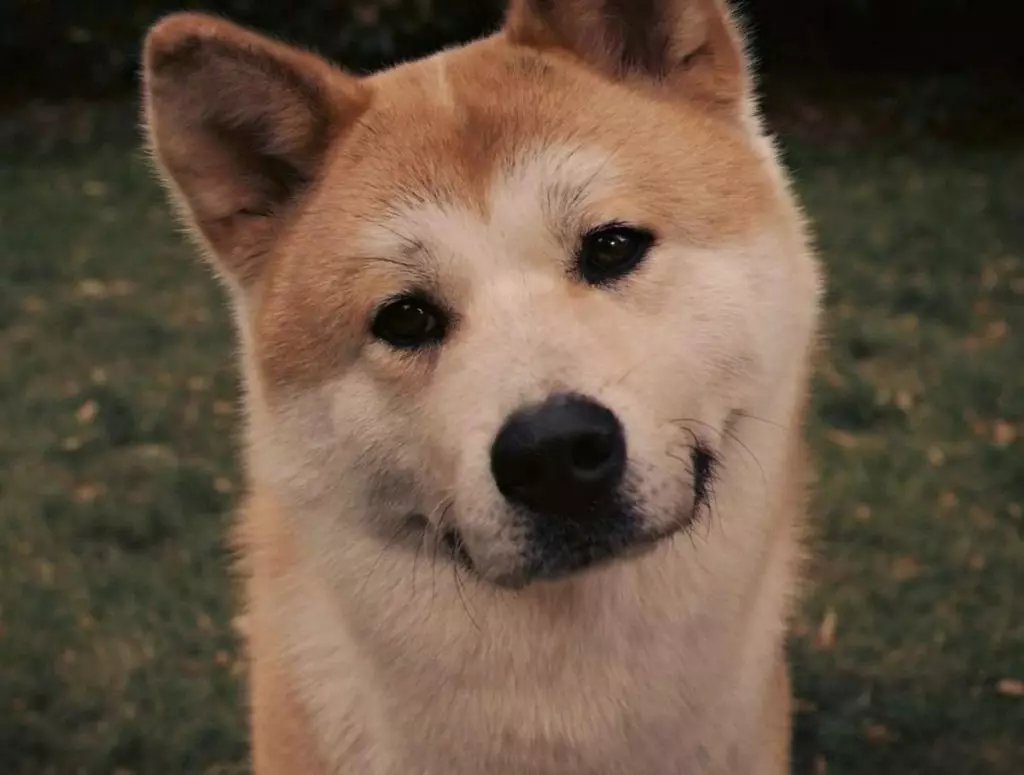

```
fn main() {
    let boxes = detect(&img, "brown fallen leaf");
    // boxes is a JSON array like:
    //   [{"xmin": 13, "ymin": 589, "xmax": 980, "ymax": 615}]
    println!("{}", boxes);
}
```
[
  {"xmin": 892, "ymin": 556, "xmax": 920, "ymax": 581},
  {"xmin": 20, "ymin": 296, "xmax": 46, "ymax": 313},
  {"xmin": 996, "ymin": 678, "xmax": 1024, "ymax": 697},
  {"xmin": 993, "ymin": 420, "xmax": 1017, "ymax": 447},
  {"xmin": 75, "ymin": 400, "xmax": 98, "ymax": 423},
  {"xmin": 82, "ymin": 180, "xmax": 107, "ymax": 197},
  {"xmin": 864, "ymin": 724, "xmax": 896, "ymax": 743},
  {"xmin": 895, "ymin": 390, "xmax": 915, "ymax": 411},
  {"xmin": 75, "ymin": 279, "xmax": 107, "ymax": 298},
  {"xmin": 72, "ymin": 483, "xmax": 104, "ymax": 503},
  {"xmin": 816, "ymin": 608, "xmax": 837, "ymax": 649},
  {"xmin": 980, "ymin": 266, "xmax": 1000, "ymax": 291},
  {"xmin": 825, "ymin": 429, "xmax": 860, "ymax": 449},
  {"xmin": 985, "ymin": 320, "xmax": 1008, "ymax": 341}
]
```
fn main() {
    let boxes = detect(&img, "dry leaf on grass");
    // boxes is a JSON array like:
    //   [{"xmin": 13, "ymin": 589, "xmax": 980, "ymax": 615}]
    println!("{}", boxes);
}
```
[
  {"xmin": 864, "ymin": 724, "xmax": 896, "ymax": 742},
  {"xmin": 892, "ymin": 556, "xmax": 920, "ymax": 581},
  {"xmin": 816, "ymin": 608, "xmax": 838, "ymax": 649},
  {"xmin": 992, "ymin": 420, "xmax": 1017, "ymax": 447},
  {"xmin": 996, "ymin": 678, "xmax": 1024, "ymax": 697},
  {"xmin": 76, "ymin": 400, "xmax": 98, "ymax": 423}
]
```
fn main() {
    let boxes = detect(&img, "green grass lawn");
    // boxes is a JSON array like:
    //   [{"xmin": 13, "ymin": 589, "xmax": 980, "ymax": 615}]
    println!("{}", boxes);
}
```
[{"xmin": 1, "ymin": 101, "xmax": 1022, "ymax": 774}]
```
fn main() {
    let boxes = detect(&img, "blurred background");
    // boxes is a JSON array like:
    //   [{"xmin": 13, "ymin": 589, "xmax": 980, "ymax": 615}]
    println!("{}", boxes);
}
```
[{"xmin": 1, "ymin": 1, "xmax": 1021, "ymax": 774}]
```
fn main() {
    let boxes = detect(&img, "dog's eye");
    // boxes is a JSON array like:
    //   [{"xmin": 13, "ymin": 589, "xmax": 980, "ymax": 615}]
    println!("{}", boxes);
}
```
[
  {"xmin": 577, "ymin": 224, "xmax": 655, "ymax": 285},
  {"xmin": 372, "ymin": 295, "xmax": 447, "ymax": 349}
]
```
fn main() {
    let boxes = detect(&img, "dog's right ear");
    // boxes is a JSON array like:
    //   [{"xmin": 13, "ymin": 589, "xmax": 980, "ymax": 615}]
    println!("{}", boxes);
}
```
[{"xmin": 142, "ymin": 14, "xmax": 369, "ymax": 287}]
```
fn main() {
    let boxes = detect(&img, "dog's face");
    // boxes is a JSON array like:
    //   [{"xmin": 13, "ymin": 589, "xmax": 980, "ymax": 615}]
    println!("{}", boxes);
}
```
[{"xmin": 144, "ymin": 1, "xmax": 819, "ymax": 587}]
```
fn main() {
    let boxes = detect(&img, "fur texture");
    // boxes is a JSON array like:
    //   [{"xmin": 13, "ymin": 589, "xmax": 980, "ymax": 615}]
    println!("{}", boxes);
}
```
[{"xmin": 142, "ymin": 1, "xmax": 823, "ymax": 772}]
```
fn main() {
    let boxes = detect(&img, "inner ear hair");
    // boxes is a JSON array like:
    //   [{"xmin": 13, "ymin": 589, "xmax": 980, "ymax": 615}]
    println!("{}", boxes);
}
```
[
  {"xmin": 504, "ymin": 0, "xmax": 748, "ymax": 113},
  {"xmin": 142, "ymin": 13, "xmax": 370, "ymax": 285}
]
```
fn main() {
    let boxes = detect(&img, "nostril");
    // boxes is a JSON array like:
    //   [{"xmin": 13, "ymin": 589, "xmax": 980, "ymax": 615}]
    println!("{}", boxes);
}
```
[
  {"xmin": 569, "ymin": 430, "xmax": 616, "ymax": 475},
  {"xmin": 502, "ymin": 454, "xmax": 545, "ymax": 491}
]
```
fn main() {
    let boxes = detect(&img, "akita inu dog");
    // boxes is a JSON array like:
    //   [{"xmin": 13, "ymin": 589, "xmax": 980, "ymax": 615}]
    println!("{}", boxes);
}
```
[{"xmin": 142, "ymin": 0, "xmax": 822, "ymax": 772}]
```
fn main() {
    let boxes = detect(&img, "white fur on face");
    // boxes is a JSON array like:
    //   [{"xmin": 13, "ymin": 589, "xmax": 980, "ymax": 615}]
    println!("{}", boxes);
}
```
[{"xmin": 250, "ymin": 141, "xmax": 817, "ymax": 585}]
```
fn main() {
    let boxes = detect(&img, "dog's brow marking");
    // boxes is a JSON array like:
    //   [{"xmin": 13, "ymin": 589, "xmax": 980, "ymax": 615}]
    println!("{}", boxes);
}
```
[
  {"xmin": 488, "ymin": 145, "xmax": 618, "ymax": 239},
  {"xmin": 359, "ymin": 145, "xmax": 620, "ymax": 286}
]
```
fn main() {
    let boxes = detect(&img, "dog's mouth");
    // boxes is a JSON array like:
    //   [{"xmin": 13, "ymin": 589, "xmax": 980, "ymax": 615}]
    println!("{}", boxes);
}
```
[{"xmin": 425, "ymin": 443, "xmax": 719, "ymax": 588}]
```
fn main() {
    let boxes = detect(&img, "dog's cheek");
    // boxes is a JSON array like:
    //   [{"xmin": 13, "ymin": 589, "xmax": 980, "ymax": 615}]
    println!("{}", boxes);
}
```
[
  {"xmin": 251, "ymin": 373, "xmax": 430, "ymax": 524},
  {"xmin": 682, "ymin": 255, "xmax": 766, "ymax": 410},
  {"xmin": 328, "ymin": 378, "xmax": 439, "ymax": 505}
]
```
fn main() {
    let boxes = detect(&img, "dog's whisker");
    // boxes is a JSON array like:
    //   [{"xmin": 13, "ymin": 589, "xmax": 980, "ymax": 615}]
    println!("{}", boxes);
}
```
[
  {"xmin": 429, "ymin": 501, "xmax": 455, "ymax": 610},
  {"xmin": 668, "ymin": 416, "xmax": 770, "ymax": 520},
  {"xmin": 704, "ymin": 463, "xmax": 729, "ymax": 541},
  {"xmin": 666, "ymin": 450, "xmax": 691, "ymax": 467},
  {"xmin": 721, "ymin": 425, "xmax": 768, "ymax": 499},
  {"xmin": 450, "ymin": 533, "xmax": 481, "ymax": 632},
  {"xmin": 733, "ymin": 409, "xmax": 788, "ymax": 431},
  {"xmin": 409, "ymin": 499, "xmax": 450, "ymax": 601},
  {"xmin": 594, "ymin": 349, "xmax": 650, "ymax": 397},
  {"xmin": 409, "ymin": 517, "xmax": 433, "ymax": 600}
]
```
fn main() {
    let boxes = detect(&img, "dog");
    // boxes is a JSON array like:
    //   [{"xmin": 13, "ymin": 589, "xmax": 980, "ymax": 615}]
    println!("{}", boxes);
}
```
[{"xmin": 142, "ymin": 0, "xmax": 822, "ymax": 772}]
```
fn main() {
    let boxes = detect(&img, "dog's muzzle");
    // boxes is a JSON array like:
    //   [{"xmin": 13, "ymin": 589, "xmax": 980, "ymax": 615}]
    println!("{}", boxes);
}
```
[{"xmin": 436, "ymin": 393, "xmax": 716, "ymax": 587}]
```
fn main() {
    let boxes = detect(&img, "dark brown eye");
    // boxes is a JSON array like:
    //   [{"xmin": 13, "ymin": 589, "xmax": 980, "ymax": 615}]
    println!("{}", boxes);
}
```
[
  {"xmin": 578, "ymin": 224, "xmax": 655, "ymax": 285},
  {"xmin": 372, "ymin": 295, "xmax": 447, "ymax": 349}
]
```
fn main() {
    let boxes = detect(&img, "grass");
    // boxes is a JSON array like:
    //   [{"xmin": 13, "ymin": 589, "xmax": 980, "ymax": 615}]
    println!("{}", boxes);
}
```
[{"xmin": 1, "ymin": 97, "xmax": 1022, "ymax": 774}]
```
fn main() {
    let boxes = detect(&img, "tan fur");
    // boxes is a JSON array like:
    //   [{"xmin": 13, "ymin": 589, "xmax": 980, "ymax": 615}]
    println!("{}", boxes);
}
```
[{"xmin": 142, "ymin": 2, "xmax": 823, "ymax": 772}]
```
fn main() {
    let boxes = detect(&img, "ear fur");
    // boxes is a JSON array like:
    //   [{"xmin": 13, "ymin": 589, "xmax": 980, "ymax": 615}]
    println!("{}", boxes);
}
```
[
  {"xmin": 504, "ymin": 0, "xmax": 749, "ymax": 114},
  {"xmin": 142, "ymin": 13, "xmax": 370, "ymax": 286}
]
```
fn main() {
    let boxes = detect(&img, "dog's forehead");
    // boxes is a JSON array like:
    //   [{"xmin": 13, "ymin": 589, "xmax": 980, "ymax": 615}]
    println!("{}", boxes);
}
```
[
  {"xmin": 325, "ymin": 42, "xmax": 593, "ymax": 211},
  {"xmin": 312, "ymin": 38, "xmax": 774, "ymax": 247}
]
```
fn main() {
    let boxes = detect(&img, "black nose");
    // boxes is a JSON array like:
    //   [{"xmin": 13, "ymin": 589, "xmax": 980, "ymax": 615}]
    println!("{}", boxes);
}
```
[{"xmin": 490, "ymin": 393, "xmax": 627, "ymax": 517}]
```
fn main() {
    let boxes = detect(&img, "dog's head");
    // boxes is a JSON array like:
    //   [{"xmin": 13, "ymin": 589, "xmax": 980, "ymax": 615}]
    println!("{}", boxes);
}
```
[{"xmin": 142, "ymin": 0, "xmax": 820, "ymax": 587}]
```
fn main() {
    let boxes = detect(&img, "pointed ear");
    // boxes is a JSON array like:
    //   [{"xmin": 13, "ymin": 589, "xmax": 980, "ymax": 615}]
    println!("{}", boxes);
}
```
[
  {"xmin": 142, "ymin": 13, "xmax": 370, "ymax": 287},
  {"xmin": 504, "ymin": 0, "xmax": 749, "ymax": 115}
]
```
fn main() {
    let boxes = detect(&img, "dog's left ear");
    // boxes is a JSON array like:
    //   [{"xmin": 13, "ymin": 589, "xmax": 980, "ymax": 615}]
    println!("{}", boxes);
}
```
[{"xmin": 505, "ymin": 0, "xmax": 749, "ymax": 115}]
